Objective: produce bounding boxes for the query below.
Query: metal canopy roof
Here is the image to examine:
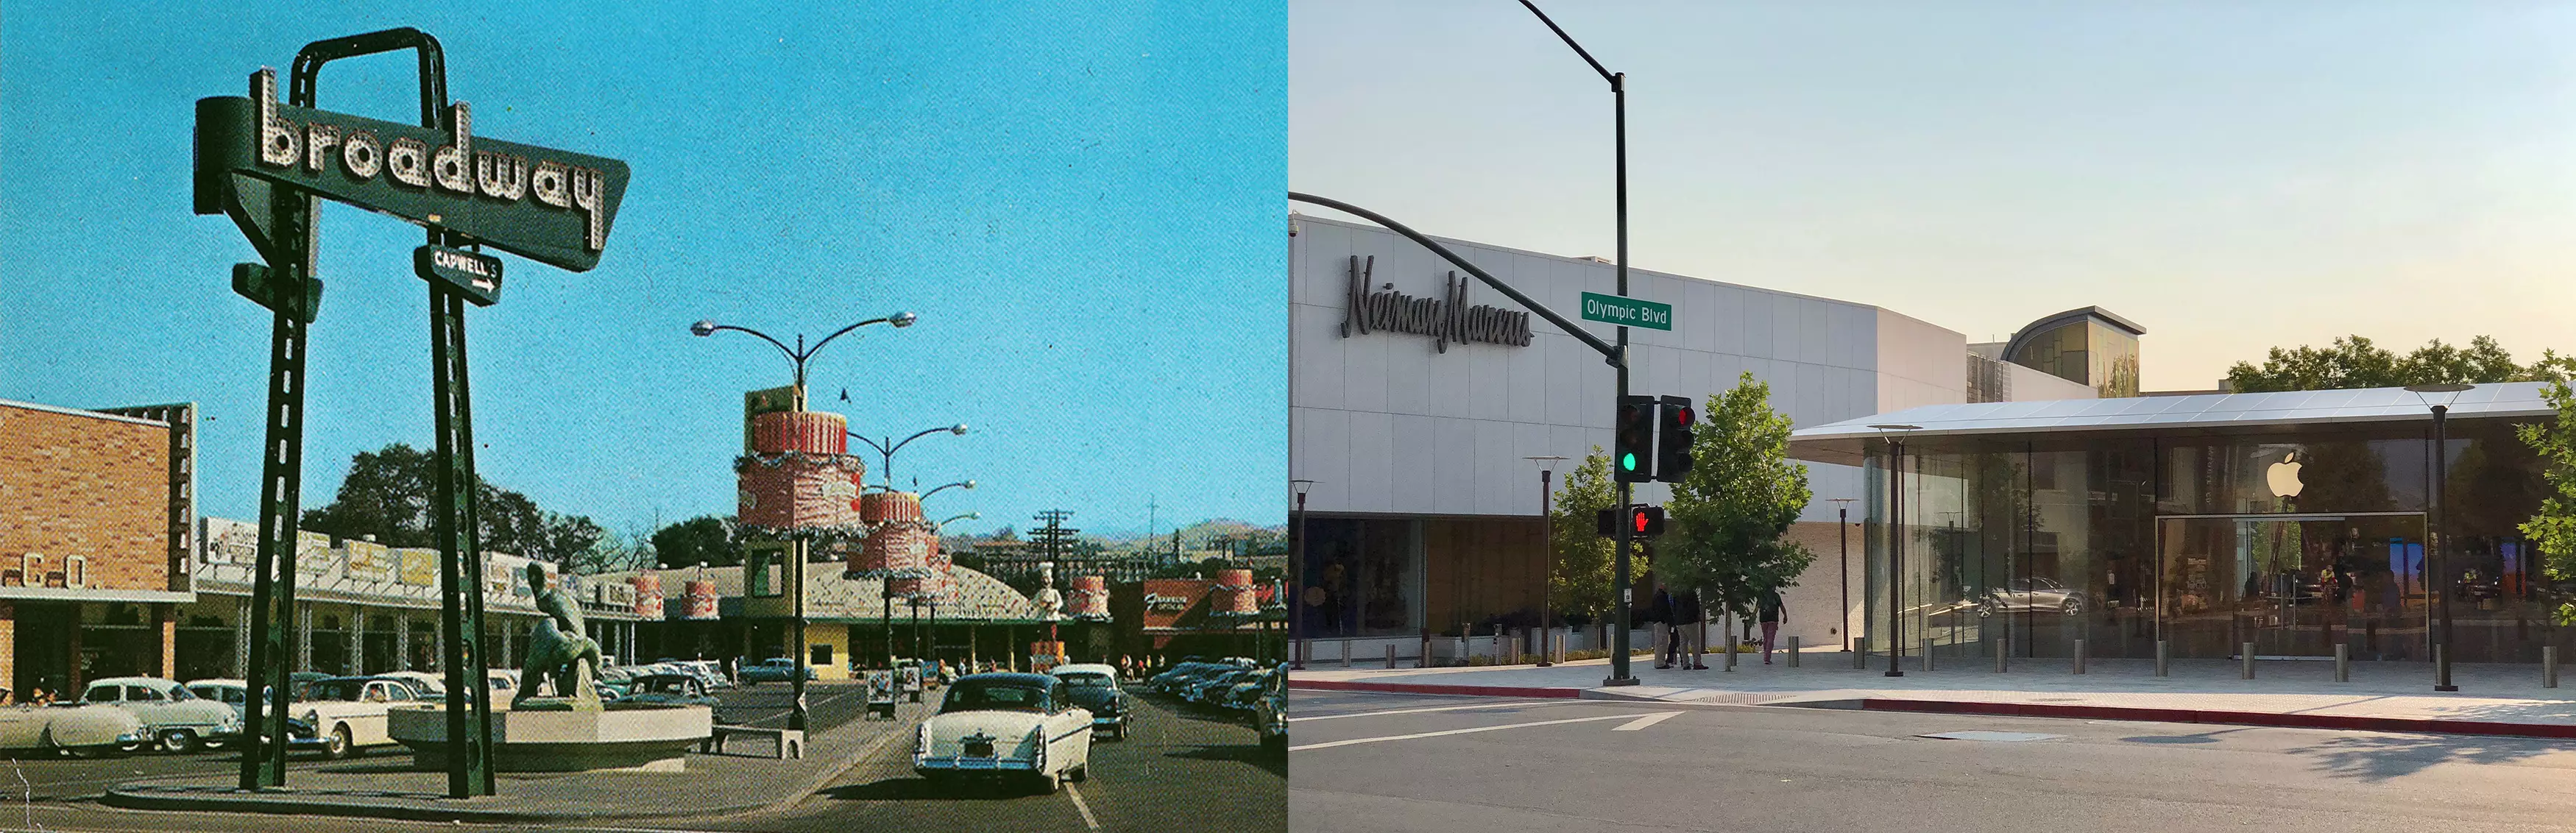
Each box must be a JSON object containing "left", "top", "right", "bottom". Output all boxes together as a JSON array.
[{"left": 1789, "top": 381, "right": 2558, "bottom": 464}]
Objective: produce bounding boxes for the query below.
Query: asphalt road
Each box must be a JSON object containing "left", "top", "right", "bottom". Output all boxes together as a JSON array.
[
  {"left": 1289, "top": 690, "right": 2576, "bottom": 833},
  {"left": 0, "top": 684, "right": 1281, "bottom": 832}
]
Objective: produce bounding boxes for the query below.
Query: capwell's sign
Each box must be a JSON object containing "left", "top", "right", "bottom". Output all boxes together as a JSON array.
[
  {"left": 1339, "top": 255, "right": 1532, "bottom": 352},
  {"left": 197, "top": 69, "right": 629, "bottom": 272}
]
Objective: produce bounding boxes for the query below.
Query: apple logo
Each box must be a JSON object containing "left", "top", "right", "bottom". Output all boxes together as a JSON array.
[{"left": 2267, "top": 453, "right": 2304, "bottom": 498}]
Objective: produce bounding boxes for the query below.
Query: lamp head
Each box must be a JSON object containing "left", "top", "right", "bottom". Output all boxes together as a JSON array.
[
  {"left": 689, "top": 320, "right": 717, "bottom": 337},
  {"left": 889, "top": 311, "right": 919, "bottom": 328},
  {"left": 949, "top": 423, "right": 971, "bottom": 435},
  {"left": 962, "top": 480, "right": 978, "bottom": 490},
  {"left": 1290, "top": 478, "right": 1315, "bottom": 497}
]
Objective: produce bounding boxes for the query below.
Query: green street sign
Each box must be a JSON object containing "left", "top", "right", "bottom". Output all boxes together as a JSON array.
[
  {"left": 196, "top": 69, "right": 629, "bottom": 273},
  {"left": 415, "top": 246, "right": 503, "bottom": 306},
  {"left": 1580, "top": 291, "right": 1673, "bottom": 331}
]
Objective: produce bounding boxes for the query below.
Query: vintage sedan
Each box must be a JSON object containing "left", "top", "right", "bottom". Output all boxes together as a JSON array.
[
  {"left": 913, "top": 673, "right": 1092, "bottom": 794},
  {"left": 738, "top": 657, "right": 815, "bottom": 684},
  {"left": 180, "top": 679, "right": 329, "bottom": 753},
  {"left": 81, "top": 676, "right": 240, "bottom": 753},
  {"left": 1048, "top": 664, "right": 1129, "bottom": 740},
  {"left": 0, "top": 703, "right": 146, "bottom": 756},
  {"left": 1253, "top": 669, "right": 1287, "bottom": 754},
  {"left": 612, "top": 673, "right": 721, "bottom": 709},
  {"left": 295, "top": 676, "right": 426, "bottom": 758}
]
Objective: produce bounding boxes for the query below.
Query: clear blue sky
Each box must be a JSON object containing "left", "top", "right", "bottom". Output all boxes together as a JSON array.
[
  {"left": 2, "top": 2, "right": 1287, "bottom": 539},
  {"left": 1294, "top": 1, "right": 2576, "bottom": 391}
]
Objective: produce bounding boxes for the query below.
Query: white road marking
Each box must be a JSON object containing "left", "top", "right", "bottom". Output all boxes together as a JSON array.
[
  {"left": 1291, "top": 712, "right": 1649, "bottom": 751},
  {"left": 1066, "top": 781, "right": 1103, "bottom": 830},
  {"left": 1291, "top": 701, "right": 1564, "bottom": 723},
  {"left": 1612, "top": 712, "right": 1682, "bottom": 731}
]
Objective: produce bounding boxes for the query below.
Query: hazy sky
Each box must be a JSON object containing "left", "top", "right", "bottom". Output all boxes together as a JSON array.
[
  {"left": 2, "top": 2, "right": 1287, "bottom": 539},
  {"left": 1292, "top": 1, "right": 2576, "bottom": 391}
]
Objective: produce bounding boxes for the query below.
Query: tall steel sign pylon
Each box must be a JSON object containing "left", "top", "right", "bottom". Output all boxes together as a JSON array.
[{"left": 199, "top": 28, "right": 629, "bottom": 798}]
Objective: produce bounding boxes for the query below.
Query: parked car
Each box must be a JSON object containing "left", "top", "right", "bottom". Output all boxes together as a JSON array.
[
  {"left": 377, "top": 671, "right": 450, "bottom": 701},
  {"left": 1150, "top": 662, "right": 1226, "bottom": 695},
  {"left": 287, "top": 671, "right": 330, "bottom": 700},
  {"left": 1184, "top": 669, "right": 1256, "bottom": 705},
  {"left": 294, "top": 676, "right": 427, "bottom": 758},
  {"left": 80, "top": 676, "right": 240, "bottom": 753},
  {"left": 597, "top": 665, "right": 640, "bottom": 698},
  {"left": 670, "top": 659, "right": 733, "bottom": 689},
  {"left": 1217, "top": 668, "right": 1275, "bottom": 712},
  {"left": 913, "top": 673, "right": 1092, "bottom": 794},
  {"left": 1978, "top": 577, "right": 2090, "bottom": 617},
  {"left": 182, "top": 678, "right": 329, "bottom": 753},
  {"left": 613, "top": 673, "right": 721, "bottom": 709},
  {"left": 1253, "top": 668, "right": 1287, "bottom": 754},
  {"left": 739, "top": 657, "right": 815, "bottom": 684},
  {"left": 1049, "top": 664, "right": 1128, "bottom": 740},
  {"left": 0, "top": 702, "right": 146, "bottom": 756}
]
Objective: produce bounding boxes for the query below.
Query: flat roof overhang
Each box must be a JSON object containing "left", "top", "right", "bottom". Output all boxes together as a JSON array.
[{"left": 1790, "top": 381, "right": 2558, "bottom": 467}]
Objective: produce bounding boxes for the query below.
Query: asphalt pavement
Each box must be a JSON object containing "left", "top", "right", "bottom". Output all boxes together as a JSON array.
[{"left": 1288, "top": 690, "right": 2576, "bottom": 833}]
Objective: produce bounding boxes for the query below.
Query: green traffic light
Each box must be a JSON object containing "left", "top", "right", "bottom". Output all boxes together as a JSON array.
[{"left": 1621, "top": 453, "right": 1637, "bottom": 470}]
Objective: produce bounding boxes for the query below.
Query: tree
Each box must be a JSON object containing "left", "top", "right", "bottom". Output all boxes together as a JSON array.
[
  {"left": 300, "top": 443, "right": 609, "bottom": 562},
  {"left": 2224, "top": 335, "right": 2563, "bottom": 393},
  {"left": 1546, "top": 447, "right": 1621, "bottom": 626},
  {"left": 1660, "top": 372, "right": 1817, "bottom": 628},
  {"left": 652, "top": 516, "right": 740, "bottom": 568},
  {"left": 2519, "top": 375, "right": 2576, "bottom": 623}
]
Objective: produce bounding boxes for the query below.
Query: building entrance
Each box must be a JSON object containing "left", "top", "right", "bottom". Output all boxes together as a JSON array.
[{"left": 2156, "top": 514, "right": 2427, "bottom": 661}]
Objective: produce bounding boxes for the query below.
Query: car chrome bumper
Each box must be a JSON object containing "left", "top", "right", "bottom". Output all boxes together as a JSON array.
[{"left": 914, "top": 756, "right": 1038, "bottom": 773}]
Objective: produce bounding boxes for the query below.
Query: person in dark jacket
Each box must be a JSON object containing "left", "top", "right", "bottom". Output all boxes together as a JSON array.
[
  {"left": 1653, "top": 582, "right": 1679, "bottom": 670},
  {"left": 1758, "top": 586, "right": 1788, "bottom": 664},
  {"left": 1675, "top": 589, "right": 1708, "bottom": 670}
]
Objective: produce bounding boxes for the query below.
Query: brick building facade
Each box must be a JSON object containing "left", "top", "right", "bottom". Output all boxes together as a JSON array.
[{"left": 0, "top": 400, "right": 196, "bottom": 697}]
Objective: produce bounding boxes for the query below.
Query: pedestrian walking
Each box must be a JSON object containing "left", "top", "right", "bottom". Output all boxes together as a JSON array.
[
  {"left": 1654, "top": 582, "right": 1680, "bottom": 670},
  {"left": 1678, "top": 588, "right": 1708, "bottom": 670},
  {"left": 1758, "top": 586, "right": 1787, "bottom": 664}
]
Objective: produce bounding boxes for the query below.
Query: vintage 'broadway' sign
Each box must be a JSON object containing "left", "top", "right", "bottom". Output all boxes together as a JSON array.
[
  {"left": 1339, "top": 255, "right": 1533, "bottom": 352},
  {"left": 197, "top": 68, "right": 629, "bottom": 272}
]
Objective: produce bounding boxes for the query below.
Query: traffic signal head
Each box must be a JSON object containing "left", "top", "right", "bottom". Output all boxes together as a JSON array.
[
  {"left": 1630, "top": 506, "right": 1666, "bottom": 537},
  {"left": 1655, "top": 395, "right": 1696, "bottom": 483},
  {"left": 1616, "top": 395, "right": 1658, "bottom": 483}
]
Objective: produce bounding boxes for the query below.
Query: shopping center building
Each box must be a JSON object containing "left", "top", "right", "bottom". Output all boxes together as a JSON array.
[
  {"left": 1284, "top": 213, "right": 2107, "bottom": 652},
  {"left": 1790, "top": 382, "right": 2561, "bottom": 664},
  {"left": 0, "top": 400, "right": 197, "bottom": 696}
]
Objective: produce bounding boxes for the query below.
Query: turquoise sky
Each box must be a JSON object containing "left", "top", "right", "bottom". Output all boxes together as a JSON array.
[
  {"left": 1293, "top": 1, "right": 2576, "bottom": 391},
  {"left": 2, "top": 2, "right": 1287, "bottom": 539}
]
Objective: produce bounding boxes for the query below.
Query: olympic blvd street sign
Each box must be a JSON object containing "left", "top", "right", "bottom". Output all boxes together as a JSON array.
[
  {"left": 1579, "top": 291, "right": 1673, "bottom": 331},
  {"left": 196, "top": 68, "right": 630, "bottom": 273}
]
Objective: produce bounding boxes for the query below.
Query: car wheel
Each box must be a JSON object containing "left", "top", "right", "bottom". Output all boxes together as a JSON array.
[
  {"left": 1069, "top": 763, "right": 1089, "bottom": 783},
  {"left": 1262, "top": 734, "right": 1288, "bottom": 755},
  {"left": 117, "top": 740, "right": 146, "bottom": 754},
  {"left": 326, "top": 724, "right": 354, "bottom": 759},
  {"left": 1030, "top": 770, "right": 1061, "bottom": 795},
  {"left": 158, "top": 729, "right": 198, "bottom": 754},
  {"left": 2062, "top": 598, "right": 2084, "bottom": 616}
]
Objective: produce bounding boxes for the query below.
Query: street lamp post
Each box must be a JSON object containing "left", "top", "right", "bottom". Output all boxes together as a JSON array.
[
  {"left": 1519, "top": 0, "right": 1637, "bottom": 688},
  {"left": 916, "top": 484, "right": 974, "bottom": 677},
  {"left": 1290, "top": 480, "right": 1315, "bottom": 670},
  {"left": 2407, "top": 383, "right": 2473, "bottom": 692},
  {"left": 691, "top": 313, "right": 915, "bottom": 734},
  {"left": 853, "top": 425, "right": 972, "bottom": 489},
  {"left": 921, "top": 480, "right": 977, "bottom": 502},
  {"left": 1869, "top": 425, "right": 1922, "bottom": 678},
  {"left": 1526, "top": 457, "right": 1568, "bottom": 666},
  {"left": 1830, "top": 497, "right": 1858, "bottom": 652}
]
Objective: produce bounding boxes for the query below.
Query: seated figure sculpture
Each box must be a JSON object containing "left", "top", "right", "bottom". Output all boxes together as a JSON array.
[{"left": 516, "top": 563, "right": 605, "bottom": 711}]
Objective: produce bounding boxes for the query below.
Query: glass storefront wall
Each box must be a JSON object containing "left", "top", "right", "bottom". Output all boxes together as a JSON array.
[{"left": 1864, "top": 418, "right": 2552, "bottom": 664}]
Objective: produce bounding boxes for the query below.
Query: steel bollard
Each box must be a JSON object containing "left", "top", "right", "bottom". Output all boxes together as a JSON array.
[
  {"left": 2242, "top": 642, "right": 2256, "bottom": 679},
  {"left": 1995, "top": 637, "right": 2008, "bottom": 673},
  {"left": 1788, "top": 636, "right": 1801, "bottom": 667},
  {"left": 2155, "top": 640, "right": 2169, "bottom": 677},
  {"left": 1342, "top": 639, "right": 1354, "bottom": 668},
  {"left": 1853, "top": 637, "right": 1869, "bottom": 670},
  {"left": 1387, "top": 644, "right": 1398, "bottom": 670},
  {"left": 1724, "top": 631, "right": 1738, "bottom": 671},
  {"left": 2548, "top": 646, "right": 2561, "bottom": 689},
  {"left": 2335, "top": 644, "right": 2349, "bottom": 682},
  {"left": 1419, "top": 634, "right": 1433, "bottom": 669},
  {"left": 1922, "top": 637, "right": 1935, "bottom": 672},
  {"left": 2072, "top": 639, "right": 2086, "bottom": 675}
]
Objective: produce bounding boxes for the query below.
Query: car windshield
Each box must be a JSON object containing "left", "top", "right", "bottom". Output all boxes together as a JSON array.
[
  {"left": 305, "top": 681, "right": 370, "bottom": 701},
  {"left": 1058, "top": 673, "right": 1115, "bottom": 689},
  {"left": 941, "top": 680, "right": 1049, "bottom": 714}
]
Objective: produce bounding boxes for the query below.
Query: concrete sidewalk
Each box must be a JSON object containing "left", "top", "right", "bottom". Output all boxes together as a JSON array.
[
  {"left": 101, "top": 706, "right": 926, "bottom": 824},
  {"left": 1289, "top": 649, "right": 2576, "bottom": 738}
]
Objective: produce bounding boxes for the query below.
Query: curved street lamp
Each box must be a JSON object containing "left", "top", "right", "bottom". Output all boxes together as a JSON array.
[
  {"left": 689, "top": 312, "right": 916, "bottom": 401},
  {"left": 936, "top": 512, "right": 982, "bottom": 531},
  {"left": 852, "top": 424, "right": 971, "bottom": 488},
  {"left": 921, "top": 480, "right": 978, "bottom": 502}
]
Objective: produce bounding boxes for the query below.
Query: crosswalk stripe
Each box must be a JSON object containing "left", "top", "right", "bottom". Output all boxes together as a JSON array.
[{"left": 1613, "top": 712, "right": 1682, "bottom": 731}]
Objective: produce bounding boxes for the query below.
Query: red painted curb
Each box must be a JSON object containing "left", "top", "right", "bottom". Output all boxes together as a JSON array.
[
  {"left": 1861, "top": 698, "right": 2576, "bottom": 740},
  {"left": 1289, "top": 679, "right": 1583, "bottom": 699}
]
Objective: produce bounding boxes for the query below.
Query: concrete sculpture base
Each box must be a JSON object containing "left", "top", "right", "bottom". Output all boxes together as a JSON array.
[{"left": 387, "top": 703, "right": 712, "bottom": 773}]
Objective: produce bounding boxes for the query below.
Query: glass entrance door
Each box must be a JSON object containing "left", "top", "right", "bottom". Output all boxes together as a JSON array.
[{"left": 2156, "top": 514, "right": 2426, "bottom": 660}]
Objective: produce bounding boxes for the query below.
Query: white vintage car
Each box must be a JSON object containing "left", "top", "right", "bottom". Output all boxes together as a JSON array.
[
  {"left": 294, "top": 676, "right": 426, "bottom": 757},
  {"left": 80, "top": 676, "right": 241, "bottom": 753},
  {"left": 913, "top": 672, "right": 1093, "bottom": 793},
  {"left": 182, "top": 678, "right": 330, "bottom": 753},
  {"left": 0, "top": 703, "right": 146, "bottom": 756}
]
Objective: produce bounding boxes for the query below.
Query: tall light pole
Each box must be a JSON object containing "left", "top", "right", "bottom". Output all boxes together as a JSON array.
[
  {"left": 853, "top": 425, "right": 972, "bottom": 489},
  {"left": 1870, "top": 425, "right": 1922, "bottom": 677},
  {"left": 1525, "top": 456, "right": 1568, "bottom": 666},
  {"left": 1519, "top": 0, "right": 1637, "bottom": 688},
  {"left": 917, "top": 481, "right": 975, "bottom": 673},
  {"left": 691, "top": 312, "right": 914, "bottom": 733},
  {"left": 2407, "top": 383, "right": 2473, "bottom": 692},
  {"left": 1290, "top": 479, "right": 1315, "bottom": 670},
  {"left": 1830, "top": 497, "right": 1858, "bottom": 652},
  {"left": 921, "top": 480, "right": 977, "bottom": 502}
]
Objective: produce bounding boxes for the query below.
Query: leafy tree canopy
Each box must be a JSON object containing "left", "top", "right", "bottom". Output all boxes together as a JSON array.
[
  {"left": 300, "top": 443, "right": 609, "bottom": 566},
  {"left": 1546, "top": 447, "right": 1621, "bottom": 625},
  {"left": 2224, "top": 335, "right": 2571, "bottom": 393},
  {"left": 1660, "top": 372, "right": 1816, "bottom": 619},
  {"left": 651, "top": 515, "right": 741, "bottom": 569}
]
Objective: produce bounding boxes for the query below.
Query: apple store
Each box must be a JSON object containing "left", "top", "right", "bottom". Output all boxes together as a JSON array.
[{"left": 1788, "top": 382, "right": 2561, "bottom": 665}]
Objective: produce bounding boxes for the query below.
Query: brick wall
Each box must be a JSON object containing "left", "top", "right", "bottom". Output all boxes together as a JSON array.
[{"left": 0, "top": 403, "right": 175, "bottom": 592}]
